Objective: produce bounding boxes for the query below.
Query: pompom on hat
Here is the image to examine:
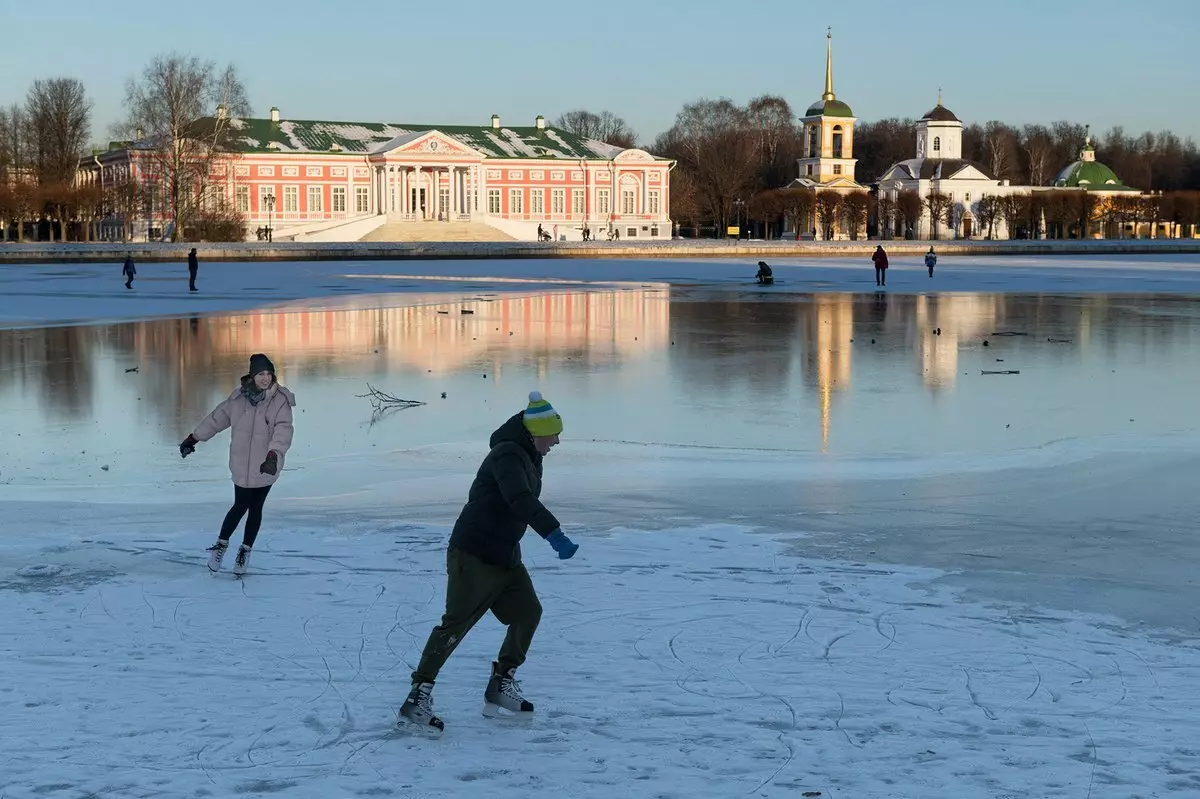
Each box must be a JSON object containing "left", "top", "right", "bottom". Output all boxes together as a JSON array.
[{"left": 522, "top": 390, "right": 563, "bottom": 437}]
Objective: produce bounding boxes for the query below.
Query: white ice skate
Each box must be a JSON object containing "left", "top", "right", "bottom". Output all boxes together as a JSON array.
[
  {"left": 206, "top": 540, "right": 229, "bottom": 572},
  {"left": 483, "top": 662, "right": 534, "bottom": 719},
  {"left": 232, "top": 546, "right": 252, "bottom": 577}
]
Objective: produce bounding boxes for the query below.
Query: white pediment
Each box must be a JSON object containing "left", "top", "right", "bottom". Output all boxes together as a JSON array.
[
  {"left": 373, "top": 130, "right": 483, "bottom": 159},
  {"left": 613, "top": 148, "right": 656, "bottom": 162}
]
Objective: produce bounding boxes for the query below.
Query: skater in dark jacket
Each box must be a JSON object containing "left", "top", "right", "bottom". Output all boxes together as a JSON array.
[
  {"left": 179, "top": 353, "right": 296, "bottom": 576},
  {"left": 925, "top": 247, "right": 937, "bottom": 277},
  {"left": 871, "top": 245, "right": 889, "bottom": 286},
  {"left": 399, "top": 390, "right": 578, "bottom": 733},
  {"left": 187, "top": 248, "right": 199, "bottom": 291},
  {"left": 122, "top": 255, "right": 136, "bottom": 289}
]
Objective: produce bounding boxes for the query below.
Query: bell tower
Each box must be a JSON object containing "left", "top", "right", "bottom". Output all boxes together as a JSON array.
[{"left": 796, "top": 29, "right": 858, "bottom": 184}]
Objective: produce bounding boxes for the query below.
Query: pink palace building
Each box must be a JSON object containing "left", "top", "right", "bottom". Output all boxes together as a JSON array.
[{"left": 82, "top": 106, "right": 676, "bottom": 242}]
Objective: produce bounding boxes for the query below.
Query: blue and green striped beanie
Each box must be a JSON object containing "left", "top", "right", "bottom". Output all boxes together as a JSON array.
[{"left": 522, "top": 390, "right": 563, "bottom": 437}]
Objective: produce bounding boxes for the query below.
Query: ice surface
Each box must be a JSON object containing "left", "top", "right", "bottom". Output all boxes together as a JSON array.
[
  {"left": 1, "top": 255, "right": 1199, "bottom": 797},
  {"left": 1, "top": 521, "right": 1197, "bottom": 798}
]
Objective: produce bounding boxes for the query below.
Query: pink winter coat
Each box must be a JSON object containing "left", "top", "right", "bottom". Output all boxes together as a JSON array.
[{"left": 193, "top": 381, "right": 296, "bottom": 488}]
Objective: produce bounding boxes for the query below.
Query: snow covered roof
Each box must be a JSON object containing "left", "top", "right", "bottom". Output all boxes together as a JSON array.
[
  {"left": 198, "top": 116, "right": 651, "bottom": 161},
  {"left": 884, "top": 158, "right": 995, "bottom": 182}
]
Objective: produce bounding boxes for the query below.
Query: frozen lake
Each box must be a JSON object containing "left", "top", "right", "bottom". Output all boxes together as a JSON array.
[{"left": 1, "top": 256, "right": 1198, "bottom": 798}]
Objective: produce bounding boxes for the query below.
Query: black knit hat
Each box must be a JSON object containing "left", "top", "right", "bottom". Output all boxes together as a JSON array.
[{"left": 248, "top": 353, "right": 275, "bottom": 376}]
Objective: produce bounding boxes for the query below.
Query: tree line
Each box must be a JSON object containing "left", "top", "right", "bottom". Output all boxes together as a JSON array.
[
  {"left": 569, "top": 96, "right": 1200, "bottom": 239},
  {"left": 0, "top": 54, "right": 249, "bottom": 242}
]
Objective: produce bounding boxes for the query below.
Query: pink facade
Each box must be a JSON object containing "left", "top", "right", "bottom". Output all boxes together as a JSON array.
[{"left": 82, "top": 117, "right": 674, "bottom": 241}]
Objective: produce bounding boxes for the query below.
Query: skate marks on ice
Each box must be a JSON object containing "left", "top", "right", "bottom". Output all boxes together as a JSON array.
[{"left": 0, "top": 524, "right": 1198, "bottom": 797}]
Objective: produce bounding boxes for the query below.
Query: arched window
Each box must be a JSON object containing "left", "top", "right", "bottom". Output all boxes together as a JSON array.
[
  {"left": 832, "top": 125, "right": 844, "bottom": 158},
  {"left": 808, "top": 126, "right": 819, "bottom": 158},
  {"left": 933, "top": 137, "right": 941, "bottom": 153}
]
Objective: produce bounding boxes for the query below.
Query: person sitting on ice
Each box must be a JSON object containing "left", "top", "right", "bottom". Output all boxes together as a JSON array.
[
  {"left": 399, "top": 390, "right": 578, "bottom": 734},
  {"left": 756, "top": 261, "right": 774, "bottom": 285},
  {"left": 179, "top": 353, "right": 296, "bottom": 577}
]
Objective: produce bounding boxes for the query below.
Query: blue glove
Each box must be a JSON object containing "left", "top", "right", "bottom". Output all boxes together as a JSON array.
[{"left": 546, "top": 529, "right": 578, "bottom": 560}]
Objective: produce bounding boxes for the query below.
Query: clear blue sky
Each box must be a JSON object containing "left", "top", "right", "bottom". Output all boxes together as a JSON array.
[{"left": 4, "top": 0, "right": 1197, "bottom": 148}]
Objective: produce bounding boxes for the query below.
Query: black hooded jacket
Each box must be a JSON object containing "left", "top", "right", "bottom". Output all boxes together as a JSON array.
[{"left": 448, "top": 412, "right": 561, "bottom": 567}]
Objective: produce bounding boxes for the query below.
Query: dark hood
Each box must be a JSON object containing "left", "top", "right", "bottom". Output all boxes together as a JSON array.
[{"left": 490, "top": 411, "right": 539, "bottom": 462}]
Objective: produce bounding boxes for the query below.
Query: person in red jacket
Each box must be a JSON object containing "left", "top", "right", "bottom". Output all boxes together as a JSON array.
[{"left": 872, "top": 245, "right": 889, "bottom": 286}]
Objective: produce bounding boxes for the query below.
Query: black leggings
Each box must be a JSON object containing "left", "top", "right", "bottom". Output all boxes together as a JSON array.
[{"left": 218, "top": 485, "right": 272, "bottom": 548}]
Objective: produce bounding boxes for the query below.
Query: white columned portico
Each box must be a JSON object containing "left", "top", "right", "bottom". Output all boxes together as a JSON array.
[{"left": 413, "top": 166, "right": 423, "bottom": 219}]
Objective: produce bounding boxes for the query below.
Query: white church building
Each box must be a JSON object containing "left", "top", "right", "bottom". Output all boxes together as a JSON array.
[{"left": 877, "top": 98, "right": 1018, "bottom": 239}]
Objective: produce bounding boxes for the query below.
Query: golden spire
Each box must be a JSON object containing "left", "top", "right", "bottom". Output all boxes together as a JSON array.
[{"left": 822, "top": 28, "right": 835, "bottom": 102}]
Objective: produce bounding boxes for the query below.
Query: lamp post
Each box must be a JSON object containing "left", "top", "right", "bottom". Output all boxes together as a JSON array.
[
  {"left": 265, "top": 192, "right": 275, "bottom": 242},
  {"left": 733, "top": 198, "right": 745, "bottom": 240}
]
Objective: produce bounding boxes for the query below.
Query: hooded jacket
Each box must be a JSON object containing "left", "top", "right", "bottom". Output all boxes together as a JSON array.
[
  {"left": 448, "top": 412, "right": 561, "bottom": 568},
  {"left": 193, "top": 378, "right": 296, "bottom": 488}
]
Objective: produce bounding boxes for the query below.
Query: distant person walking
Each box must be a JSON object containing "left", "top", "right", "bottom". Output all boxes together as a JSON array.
[
  {"left": 122, "top": 255, "right": 136, "bottom": 289},
  {"left": 925, "top": 247, "right": 937, "bottom": 278},
  {"left": 178, "top": 353, "right": 296, "bottom": 577},
  {"left": 872, "top": 245, "right": 889, "bottom": 286},
  {"left": 187, "top": 248, "right": 199, "bottom": 291}
]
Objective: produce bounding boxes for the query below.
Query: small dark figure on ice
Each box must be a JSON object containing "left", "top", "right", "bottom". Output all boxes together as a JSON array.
[
  {"left": 188, "top": 248, "right": 199, "bottom": 291},
  {"left": 122, "top": 255, "right": 136, "bottom": 289},
  {"left": 755, "top": 261, "right": 774, "bottom": 285},
  {"left": 925, "top": 247, "right": 937, "bottom": 278},
  {"left": 872, "top": 245, "right": 888, "bottom": 286}
]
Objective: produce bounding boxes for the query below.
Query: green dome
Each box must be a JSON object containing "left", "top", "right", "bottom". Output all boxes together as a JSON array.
[
  {"left": 805, "top": 98, "right": 853, "bottom": 118},
  {"left": 1052, "top": 157, "right": 1125, "bottom": 188}
]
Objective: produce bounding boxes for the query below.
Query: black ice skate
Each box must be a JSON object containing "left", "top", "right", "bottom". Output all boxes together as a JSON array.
[
  {"left": 483, "top": 661, "right": 534, "bottom": 719},
  {"left": 206, "top": 540, "right": 229, "bottom": 572},
  {"left": 398, "top": 682, "right": 444, "bottom": 734}
]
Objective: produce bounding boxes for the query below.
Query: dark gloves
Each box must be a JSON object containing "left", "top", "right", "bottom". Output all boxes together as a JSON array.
[
  {"left": 179, "top": 434, "right": 198, "bottom": 458},
  {"left": 546, "top": 528, "right": 578, "bottom": 560},
  {"left": 260, "top": 450, "right": 278, "bottom": 475}
]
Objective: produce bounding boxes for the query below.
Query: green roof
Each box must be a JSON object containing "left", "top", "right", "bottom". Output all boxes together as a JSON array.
[
  {"left": 804, "top": 99, "right": 854, "bottom": 118},
  {"left": 1052, "top": 158, "right": 1135, "bottom": 190},
  {"left": 205, "top": 116, "right": 657, "bottom": 161}
]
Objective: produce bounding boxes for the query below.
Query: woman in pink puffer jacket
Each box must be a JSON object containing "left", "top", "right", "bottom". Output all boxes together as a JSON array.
[{"left": 179, "top": 353, "right": 296, "bottom": 576}]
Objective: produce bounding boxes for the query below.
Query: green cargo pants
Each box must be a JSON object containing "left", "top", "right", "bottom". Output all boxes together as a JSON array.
[{"left": 411, "top": 547, "right": 543, "bottom": 685}]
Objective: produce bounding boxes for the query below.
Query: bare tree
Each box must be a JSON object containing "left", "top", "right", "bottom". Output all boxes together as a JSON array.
[
  {"left": 119, "top": 53, "right": 250, "bottom": 241},
  {"left": 923, "top": 191, "right": 952, "bottom": 239},
  {"left": 815, "top": 191, "right": 841, "bottom": 240},
  {"left": 746, "top": 95, "right": 800, "bottom": 188},
  {"left": 982, "top": 121, "right": 1018, "bottom": 182},
  {"left": 1, "top": 105, "right": 30, "bottom": 186},
  {"left": 875, "top": 194, "right": 897, "bottom": 239},
  {"left": 24, "top": 78, "right": 92, "bottom": 186},
  {"left": 749, "top": 189, "right": 785, "bottom": 239},
  {"left": 0, "top": 184, "right": 13, "bottom": 240},
  {"left": 973, "top": 195, "right": 1000, "bottom": 239},
  {"left": 10, "top": 182, "right": 40, "bottom": 241},
  {"left": 779, "top": 186, "right": 815, "bottom": 240},
  {"left": 655, "top": 99, "right": 756, "bottom": 236},
  {"left": 896, "top": 190, "right": 923, "bottom": 239},
  {"left": 840, "top": 191, "right": 870, "bottom": 240},
  {"left": 1021, "top": 125, "right": 1055, "bottom": 186},
  {"left": 552, "top": 110, "right": 637, "bottom": 149}
]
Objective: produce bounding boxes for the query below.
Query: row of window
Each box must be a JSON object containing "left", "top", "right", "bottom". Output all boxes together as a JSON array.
[
  {"left": 233, "top": 184, "right": 663, "bottom": 217},
  {"left": 236, "top": 185, "right": 370, "bottom": 214},
  {"left": 485, "top": 188, "right": 661, "bottom": 216}
]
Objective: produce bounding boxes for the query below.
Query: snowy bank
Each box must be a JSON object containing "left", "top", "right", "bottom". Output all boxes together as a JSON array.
[{"left": 1, "top": 237, "right": 1199, "bottom": 264}]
